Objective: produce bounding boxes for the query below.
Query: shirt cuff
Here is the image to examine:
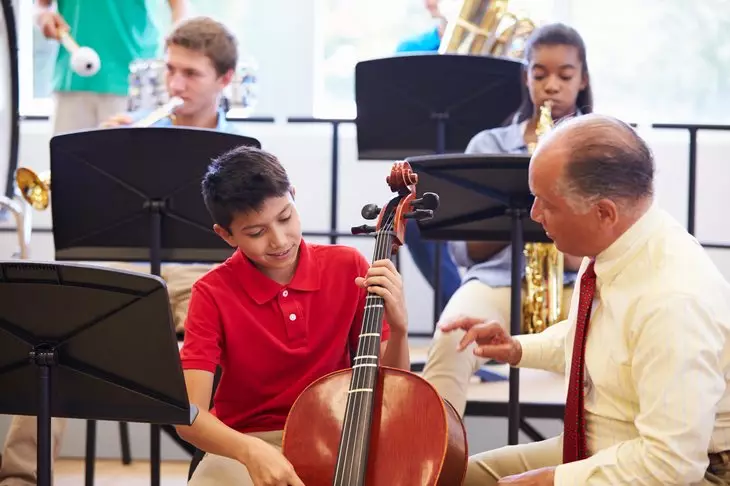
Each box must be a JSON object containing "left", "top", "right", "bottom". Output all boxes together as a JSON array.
[
  {"left": 514, "top": 333, "right": 551, "bottom": 369},
  {"left": 553, "top": 458, "right": 591, "bottom": 485}
]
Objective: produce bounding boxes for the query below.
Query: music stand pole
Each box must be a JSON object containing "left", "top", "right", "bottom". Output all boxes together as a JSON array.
[
  {"left": 34, "top": 346, "right": 55, "bottom": 486},
  {"left": 148, "top": 202, "right": 162, "bottom": 486},
  {"left": 508, "top": 208, "right": 525, "bottom": 445}
]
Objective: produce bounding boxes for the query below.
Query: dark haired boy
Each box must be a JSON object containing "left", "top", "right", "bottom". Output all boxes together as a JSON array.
[{"left": 177, "top": 146, "right": 411, "bottom": 486}]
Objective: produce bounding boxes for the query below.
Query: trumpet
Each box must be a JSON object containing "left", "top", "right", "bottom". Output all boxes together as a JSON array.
[{"left": 0, "top": 168, "right": 50, "bottom": 259}]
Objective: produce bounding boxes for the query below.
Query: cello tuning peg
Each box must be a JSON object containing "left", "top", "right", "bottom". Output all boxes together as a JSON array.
[
  {"left": 411, "top": 192, "right": 439, "bottom": 211},
  {"left": 360, "top": 203, "right": 381, "bottom": 220},
  {"left": 351, "top": 224, "right": 377, "bottom": 235},
  {"left": 404, "top": 209, "right": 434, "bottom": 221}
]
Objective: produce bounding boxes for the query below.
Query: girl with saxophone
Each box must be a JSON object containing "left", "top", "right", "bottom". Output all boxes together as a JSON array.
[{"left": 421, "top": 22, "right": 595, "bottom": 416}]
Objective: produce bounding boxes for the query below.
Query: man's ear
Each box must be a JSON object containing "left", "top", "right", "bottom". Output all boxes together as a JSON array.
[
  {"left": 213, "top": 224, "right": 237, "bottom": 248},
  {"left": 220, "top": 68, "right": 235, "bottom": 88},
  {"left": 289, "top": 185, "right": 296, "bottom": 200},
  {"left": 595, "top": 198, "right": 619, "bottom": 227}
]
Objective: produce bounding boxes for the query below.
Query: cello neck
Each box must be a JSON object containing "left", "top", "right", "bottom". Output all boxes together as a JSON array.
[{"left": 331, "top": 225, "right": 393, "bottom": 486}]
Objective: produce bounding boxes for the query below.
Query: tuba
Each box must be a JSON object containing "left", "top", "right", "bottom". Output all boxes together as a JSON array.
[
  {"left": 522, "top": 100, "right": 565, "bottom": 333},
  {"left": 438, "top": 0, "right": 536, "bottom": 58},
  {"left": 0, "top": 167, "right": 51, "bottom": 259}
]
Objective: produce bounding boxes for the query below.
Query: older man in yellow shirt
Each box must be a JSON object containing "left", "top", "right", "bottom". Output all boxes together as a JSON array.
[{"left": 442, "top": 114, "right": 730, "bottom": 485}]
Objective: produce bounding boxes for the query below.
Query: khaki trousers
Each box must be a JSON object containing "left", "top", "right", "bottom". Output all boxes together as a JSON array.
[
  {"left": 188, "top": 430, "right": 284, "bottom": 486},
  {"left": 465, "top": 434, "right": 730, "bottom": 486},
  {"left": 0, "top": 263, "right": 212, "bottom": 485},
  {"left": 51, "top": 91, "right": 128, "bottom": 135},
  {"left": 421, "top": 280, "right": 573, "bottom": 416}
]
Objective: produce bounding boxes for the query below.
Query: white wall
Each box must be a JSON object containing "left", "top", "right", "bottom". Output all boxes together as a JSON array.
[{"left": 2, "top": 0, "right": 730, "bottom": 466}]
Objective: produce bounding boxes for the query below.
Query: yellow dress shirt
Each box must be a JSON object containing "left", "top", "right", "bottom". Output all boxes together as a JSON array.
[{"left": 515, "top": 203, "right": 730, "bottom": 485}]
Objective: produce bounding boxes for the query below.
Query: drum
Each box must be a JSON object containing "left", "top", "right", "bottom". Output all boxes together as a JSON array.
[{"left": 127, "top": 59, "right": 169, "bottom": 112}]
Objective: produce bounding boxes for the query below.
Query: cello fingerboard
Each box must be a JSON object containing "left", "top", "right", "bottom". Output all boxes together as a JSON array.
[{"left": 332, "top": 227, "right": 392, "bottom": 486}]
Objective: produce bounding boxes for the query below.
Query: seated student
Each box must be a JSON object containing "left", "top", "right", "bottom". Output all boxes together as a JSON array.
[
  {"left": 421, "top": 23, "right": 594, "bottom": 416},
  {"left": 176, "top": 146, "right": 411, "bottom": 486},
  {"left": 0, "top": 16, "right": 239, "bottom": 486}
]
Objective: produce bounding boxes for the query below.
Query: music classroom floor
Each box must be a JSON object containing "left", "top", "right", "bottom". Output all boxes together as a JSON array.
[{"left": 55, "top": 459, "right": 189, "bottom": 485}]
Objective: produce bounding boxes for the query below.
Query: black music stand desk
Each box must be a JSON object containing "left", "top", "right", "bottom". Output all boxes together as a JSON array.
[
  {"left": 0, "top": 261, "right": 196, "bottom": 486},
  {"left": 407, "top": 153, "right": 549, "bottom": 446},
  {"left": 354, "top": 53, "right": 523, "bottom": 321},
  {"left": 355, "top": 53, "right": 523, "bottom": 160},
  {"left": 49, "top": 126, "right": 260, "bottom": 485}
]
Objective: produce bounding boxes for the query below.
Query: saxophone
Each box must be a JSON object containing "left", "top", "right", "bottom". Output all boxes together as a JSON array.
[{"left": 522, "top": 100, "right": 565, "bottom": 334}]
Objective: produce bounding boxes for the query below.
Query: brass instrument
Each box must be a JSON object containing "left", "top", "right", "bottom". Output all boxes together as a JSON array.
[
  {"left": 522, "top": 100, "right": 565, "bottom": 333},
  {"left": 0, "top": 167, "right": 50, "bottom": 259},
  {"left": 438, "top": 0, "right": 536, "bottom": 58}
]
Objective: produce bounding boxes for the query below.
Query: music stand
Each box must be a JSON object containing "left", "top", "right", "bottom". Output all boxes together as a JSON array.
[
  {"left": 49, "top": 126, "right": 260, "bottom": 485},
  {"left": 355, "top": 53, "right": 523, "bottom": 160},
  {"left": 407, "top": 153, "right": 548, "bottom": 446},
  {"left": 354, "top": 53, "right": 523, "bottom": 321},
  {"left": 0, "top": 261, "right": 197, "bottom": 486}
]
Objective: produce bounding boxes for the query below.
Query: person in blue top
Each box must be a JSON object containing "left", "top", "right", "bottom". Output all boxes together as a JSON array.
[
  {"left": 395, "top": 0, "right": 446, "bottom": 53},
  {"left": 0, "top": 16, "right": 241, "bottom": 486},
  {"left": 420, "top": 23, "right": 595, "bottom": 417}
]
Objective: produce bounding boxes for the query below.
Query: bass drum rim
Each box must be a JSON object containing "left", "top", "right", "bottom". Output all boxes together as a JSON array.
[{"left": 0, "top": 0, "right": 20, "bottom": 202}]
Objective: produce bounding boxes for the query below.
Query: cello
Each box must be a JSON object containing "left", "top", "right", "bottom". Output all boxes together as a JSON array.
[{"left": 282, "top": 161, "right": 468, "bottom": 486}]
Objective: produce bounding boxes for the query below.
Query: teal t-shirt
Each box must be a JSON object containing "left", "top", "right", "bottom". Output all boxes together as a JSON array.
[{"left": 54, "top": 0, "right": 160, "bottom": 96}]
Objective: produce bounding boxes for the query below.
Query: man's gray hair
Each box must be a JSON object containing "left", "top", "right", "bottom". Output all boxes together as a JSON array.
[{"left": 550, "top": 114, "right": 655, "bottom": 212}]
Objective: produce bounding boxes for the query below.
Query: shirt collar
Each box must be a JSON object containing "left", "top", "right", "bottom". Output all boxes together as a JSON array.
[
  {"left": 233, "top": 239, "right": 320, "bottom": 304},
  {"left": 594, "top": 201, "right": 664, "bottom": 287}
]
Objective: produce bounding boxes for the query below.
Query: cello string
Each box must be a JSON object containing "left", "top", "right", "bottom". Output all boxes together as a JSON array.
[
  {"left": 337, "top": 216, "right": 391, "bottom": 485},
  {"left": 335, "top": 210, "right": 393, "bottom": 485},
  {"left": 340, "top": 210, "right": 395, "bottom": 484}
]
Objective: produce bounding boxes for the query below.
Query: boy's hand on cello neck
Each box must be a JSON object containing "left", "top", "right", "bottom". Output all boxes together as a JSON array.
[{"left": 355, "top": 259, "right": 408, "bottom": 335}]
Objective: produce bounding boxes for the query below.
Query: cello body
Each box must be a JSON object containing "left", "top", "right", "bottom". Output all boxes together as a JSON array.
[
  {"left": 282, "top": 366, "right": 468, "bottom": 485},
  {"left": 282, "top": 161, "right": 468, "bottom": 485}
]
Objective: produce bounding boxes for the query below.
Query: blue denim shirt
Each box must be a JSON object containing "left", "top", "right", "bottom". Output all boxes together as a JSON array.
[{"left": 448, "top": 122, "right": 579, "bottom": 288}]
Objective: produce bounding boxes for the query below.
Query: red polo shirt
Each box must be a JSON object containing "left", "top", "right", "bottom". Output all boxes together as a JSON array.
[{"left": 179, "top": 240, "right": 391, "bottom": 433}]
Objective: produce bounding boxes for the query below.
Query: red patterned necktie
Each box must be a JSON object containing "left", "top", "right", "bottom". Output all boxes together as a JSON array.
[{"left": 563, "top": 259, "right": 596, "bottom": 463}]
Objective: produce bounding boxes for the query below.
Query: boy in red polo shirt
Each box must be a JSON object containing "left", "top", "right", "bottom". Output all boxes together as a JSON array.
[{"left": 177, "top": 146, "right": 411, "bottom": 486}]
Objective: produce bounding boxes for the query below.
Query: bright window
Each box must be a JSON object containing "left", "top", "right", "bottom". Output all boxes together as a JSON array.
[
  {"left": 313, "top": 0, "right": 558, "bottom": 118},
  {"left": 567, "top": 0, "right": 730, "bottom": 124}
]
